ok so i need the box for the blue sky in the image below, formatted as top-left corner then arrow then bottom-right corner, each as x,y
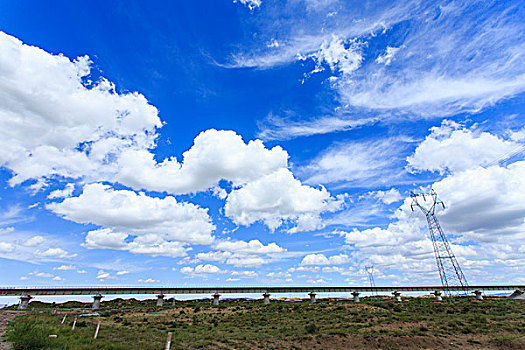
1,0 -> 524,294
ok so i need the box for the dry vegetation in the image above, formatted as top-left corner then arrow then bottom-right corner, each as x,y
3,296 -> 524,349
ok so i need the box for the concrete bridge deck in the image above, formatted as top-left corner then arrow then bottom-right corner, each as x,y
1,285 -> 523,296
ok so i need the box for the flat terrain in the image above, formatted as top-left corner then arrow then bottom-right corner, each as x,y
2,296 -> 524,349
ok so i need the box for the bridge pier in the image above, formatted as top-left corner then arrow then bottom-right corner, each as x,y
352,291 -> 360,303
156,294 -> 164,307
431,291 -> 443,301
212,293 -> 220,305
508,289 -> 524,300
263,293 -> 270,305
393,291 -> 402,302
309,292 -> 316,303
92,294 -> 103,309
18,295 -> 32,310
473,290 -> 483,300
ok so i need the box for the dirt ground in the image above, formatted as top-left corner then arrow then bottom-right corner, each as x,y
0,310 -> 22,350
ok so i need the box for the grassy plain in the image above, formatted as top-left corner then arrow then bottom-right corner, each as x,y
4,296 -> 524,349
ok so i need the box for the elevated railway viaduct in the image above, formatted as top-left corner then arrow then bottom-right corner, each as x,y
2,285 -> 524,309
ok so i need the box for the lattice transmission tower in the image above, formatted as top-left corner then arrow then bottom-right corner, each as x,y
411,190 -> 469,297
365,265 -> 377,297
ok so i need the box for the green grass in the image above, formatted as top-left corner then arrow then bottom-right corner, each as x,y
6,297 -> 525,349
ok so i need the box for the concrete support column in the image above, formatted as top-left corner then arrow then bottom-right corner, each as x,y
309,292 -> 316,304
18,295 -> 32,310
431,291 -> 443,301
92,294 -> 103,309
393,291 -> 402,302
156,294 -> 165,307
473,290 -> 483,300
508,289 -> 525,300
352,291 -> 360,303
212,293 -> 220,305
263,293 -> 271,305
172,297 -> 177,306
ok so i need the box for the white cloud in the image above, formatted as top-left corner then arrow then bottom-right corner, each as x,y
225,256 -> 268,268
233,0 -> 261,11
33,272 -> 53,278
47,184 -> 75,199
302,138 -> 411,187
0,227 -> 14,234
52,276 -> 64,281
214,240 -> 284,254
225,168 -> 342,232
368,188 -> 403,205
233,2 -> 525,138
300,253 -> 350,266
257,113 -> 377,141
138,278 -> 158,283
196,240 -> 285,268
180,264 -> 225,275
116,270 -> 129,275
196,251 -> 233,262
302,35 -> 363,77
116,129 -> 288,195
0,31 -> 161,187
35,248 -> 77,259
22,235 -> 46,247
0,242 -> 14,253
97,270 -> 111,280
226,278 -> 240,282
266,271 -> 291,278
48,183 -> 215,257
231,270 -> 258,278
376,46 -> 400,66
433,161 -> 525,242
337,127 -> 525,282
307,278 -> 329,284
19,276 -> 28,280
54,265 -> 76,271
407,120 -> 519,174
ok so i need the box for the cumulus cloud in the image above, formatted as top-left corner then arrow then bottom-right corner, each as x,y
138,278 -> 159,283
214,240 -> 284,254
96,270 -> 111,280
231,270 -> 258,278
0,31 -> 161,187
53,265 -> 76,271
180,264 -> 225,275
300,253 -> 350,266
225,168 -> 343,232
407,120 -> 519,174
22,235 -> 46,247
370,188 -> 403,205
35,248 -> 77,259
0,242 -> 14,253
338,126 -> 525,283
47,184 -> 75,199
266,271 -> 291,278
116,129 -> 288,195
195,240 -> 281,268
48,183 -> 215,257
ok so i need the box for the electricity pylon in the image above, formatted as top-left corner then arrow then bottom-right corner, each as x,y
365,265 -> 377,297
411,190 -> 469,297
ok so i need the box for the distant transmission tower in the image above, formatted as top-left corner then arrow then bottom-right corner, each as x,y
365,265 -> 377,297
411,190 -> 469,297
